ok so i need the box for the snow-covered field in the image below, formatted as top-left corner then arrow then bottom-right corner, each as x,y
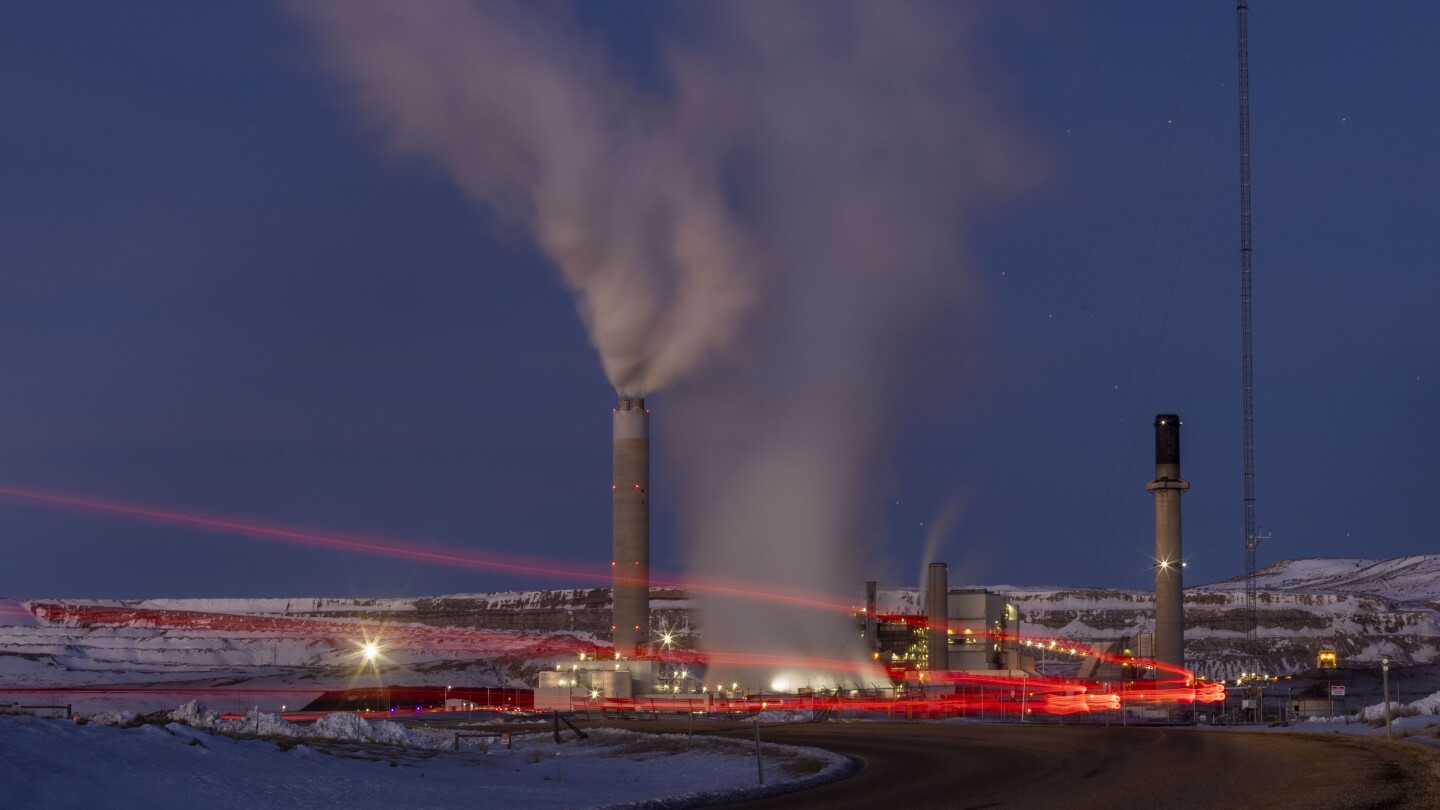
0,593 -> 594,712
5,556 -> 1437,806
3,554 -> 1439,704
0,708 -> 851,810
878,555 -> 1440,678
1235,689 -> 1440,748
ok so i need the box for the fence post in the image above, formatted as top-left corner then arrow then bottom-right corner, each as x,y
753,716 -> 764,785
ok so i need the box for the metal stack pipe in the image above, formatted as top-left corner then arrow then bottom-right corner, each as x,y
1146,414 -> 1189,671
612,397 -> 650,657
865,580 -> 878,650
926,563 -> 949,673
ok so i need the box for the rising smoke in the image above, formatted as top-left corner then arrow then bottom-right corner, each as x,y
287,0 -> 755,396
918,493 -> 967,599
291,1 -> 1038,687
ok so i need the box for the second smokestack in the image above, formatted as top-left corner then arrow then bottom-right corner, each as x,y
926,562 -> 949,672
865,580 -> 878,650
612,397 -> 650,657
1146,414 -> 1189,671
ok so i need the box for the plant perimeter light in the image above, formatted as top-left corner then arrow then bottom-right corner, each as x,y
351,630 -> 388,670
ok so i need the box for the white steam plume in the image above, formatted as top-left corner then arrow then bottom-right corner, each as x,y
664,3 -> 1039,689
291,1 -> 1039,687
288,0 -> 754,395
918,494 -> 968,598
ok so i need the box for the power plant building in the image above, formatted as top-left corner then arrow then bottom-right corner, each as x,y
863,567 -> 1024,676
941,589 -> 1022,672
534,658 -> 664,710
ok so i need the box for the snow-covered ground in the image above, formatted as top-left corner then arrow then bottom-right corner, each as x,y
0,594 -> 600,712
0,709 -> 852,810
4,554 -> 1439,699
874,555 -> 1440,678
1202,555 -> 1440,604
1226,688 -> 1440,748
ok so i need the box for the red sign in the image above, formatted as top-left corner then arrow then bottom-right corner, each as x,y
1330,685 -> 1346,697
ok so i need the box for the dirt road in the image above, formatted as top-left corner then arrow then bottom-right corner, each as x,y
649,721 -> 1440,809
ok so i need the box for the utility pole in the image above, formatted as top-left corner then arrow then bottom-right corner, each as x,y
1236,0 -> 1263,643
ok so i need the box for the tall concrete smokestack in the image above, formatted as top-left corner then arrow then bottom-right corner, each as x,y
925,562 -> 949,672
1146,414 -> 1189,671
612,397 -> 650,657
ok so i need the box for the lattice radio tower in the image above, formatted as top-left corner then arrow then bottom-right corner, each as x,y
1236,1 -> 1263,640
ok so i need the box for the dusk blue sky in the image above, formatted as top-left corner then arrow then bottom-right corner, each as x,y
1,2 -> 1435,600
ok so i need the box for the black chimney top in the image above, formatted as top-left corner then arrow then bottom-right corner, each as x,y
1155,414 -> 1181,467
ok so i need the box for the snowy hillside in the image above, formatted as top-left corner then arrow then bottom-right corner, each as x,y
875,555 -> 1440,679
0,588 -> 693,713
1203,555 -> 1440,605
1034,556 -> 1440,677
1,557 -> 1437,693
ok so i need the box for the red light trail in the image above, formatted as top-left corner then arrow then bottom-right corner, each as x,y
0,483 -> 1226,718
10,601 -> 1224,716
0,481 -> 1194,665
0,483 -> 852,614
26,602 -> 600,658
0,483 -> 608,582
29,603 -> 1198,695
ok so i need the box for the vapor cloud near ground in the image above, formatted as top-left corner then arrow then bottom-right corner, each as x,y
291,0 -> 1040,686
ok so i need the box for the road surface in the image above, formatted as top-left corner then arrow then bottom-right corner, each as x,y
611,720 -> 1440,810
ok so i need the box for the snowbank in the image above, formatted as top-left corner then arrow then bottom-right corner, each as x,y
308,711 -> 420,747
1313,689 -> 1440,723
87,710 -> 136,727
0,714 -> 852,810
167,700 -> 303,738
1265,689 -> 1440,746
157,701 -> 452,749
